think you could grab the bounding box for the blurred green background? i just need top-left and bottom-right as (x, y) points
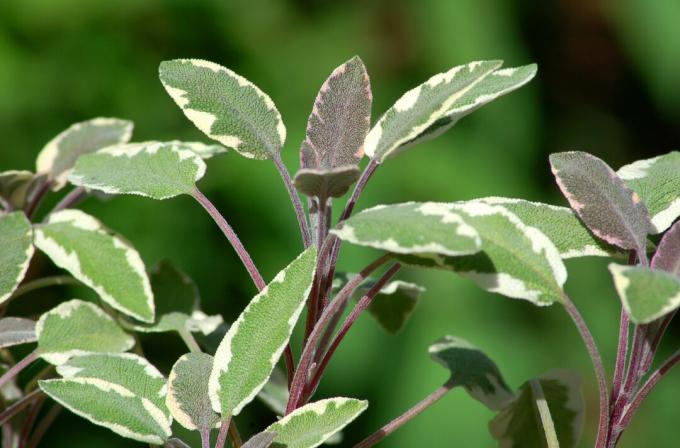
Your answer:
(1, 0), (679, 446)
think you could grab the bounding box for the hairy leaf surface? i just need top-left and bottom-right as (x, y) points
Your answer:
(0, 212), (34, 304)
(651, 220), (680, 276)
(609, 264), (680, 324)
(167, 352), (220, 432)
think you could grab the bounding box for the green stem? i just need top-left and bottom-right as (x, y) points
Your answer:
(178, 329), (201, 353)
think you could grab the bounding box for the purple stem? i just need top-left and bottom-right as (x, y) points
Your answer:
(48, 186), (88, 216)
(0, 350), (38, 391)
(25, 180), (51, 219)
(215, 417), (231, 448)
(0, 389), (42, 426)
(27, 403), (62, 448)
(273, 154), (311, 248)
(201, 428), (211, 448)
(609, 311), (629, 410)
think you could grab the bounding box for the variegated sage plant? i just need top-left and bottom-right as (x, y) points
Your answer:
(0, 55), (678, 448)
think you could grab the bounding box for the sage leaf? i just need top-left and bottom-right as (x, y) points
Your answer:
(167, 352), (220, 432)
(490, 370), (584, 448)
(209, 247), (317, 416)
(550, 151), (651, 257)
(618, 151), (680, 233)
(166, 438), (191, 448)
(429, 335), (513, 411)
(243, 432), (276, 448)
(364, 60), (502, 163)
(293, 166), (360, 199)
(180, 141), (228, 159)
(0, 171), (38, 210)
(609, 263), (680, 324)
(160, 59), (286, 160)
(36, 300), (134, 365)
(39, 377), (171, 444)
(330, 202), (481, 257)
(651, 220), (680, 276)
(0, 317), (36, 349)
(0, 212), (34, 304)
(36, 118), (133, 190)
(264, 398), (368, 448)
(257, 366), (289, 416)
(479, 197), (621, 259)
(34, 209), (155, 323)
(69, 141), (206, 200)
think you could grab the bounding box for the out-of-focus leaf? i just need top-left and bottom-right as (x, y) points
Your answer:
(34, 209), (155, 323)
(36, 118), (133, 190)
(651, 220), (680, 275)
(550, 151), (651, 258)
(165, 438), (191, 448)
(167, 352), (220, 432)
(0, 171), (38, 210)
(257, 366), (288, 416)
(293, 166), (360, 199)
(0, 317), (36, 349)
(179, 141), (228, 159)
(69, 141), (206, 200)
(0, 212), (34, 304)
(609, 263), (680, 324)
(160, 59), (285, 160)
(618, 151), (680, 233)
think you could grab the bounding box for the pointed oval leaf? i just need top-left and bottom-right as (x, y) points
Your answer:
(167, 352), (220, 432)
(400, 64), (537, 151)
(0, 170), (38, 210)
(479, 197), (622, 259)
(159, 59), (285, 160)
(331, 202), (481, 257)
(618, 151), (680, 233)
(36, 118), (133, 190)
(243, 432), (277, 448)
(39, 377), (171, 444)
(34, 209), (154, 322)
(364, 60), (502, 163)
(0, 212), (34, 304)
(264, 398), (368, 448)
(56, 352), (169, 425)
(651, 220), (680, 276)
(609, 263), (680, 324)
(293, 166), (360, 199)
(69, 141), (206, 200)
(490, 370), (584, 448)
(550, 151), (651, 257)
(36, 300), (134, 365)
(300, 56), (371, 173)
(0, 317), (36, 349)
(429, 335), (513, 411)
(209, 247), (317, 416)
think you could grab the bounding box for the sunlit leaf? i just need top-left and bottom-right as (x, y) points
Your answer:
(0, 317), (36, 349)
(651, 220), (680, 276)
(429, 335), (513, 411)
(364, 60), (502, 163)
(264, 398), (367, 448)
(209, 247), (317, 417)
(36, 300), (134, 365)
(36, 118), (133, 190)
(160, 59), (285, 160)
(0, 170), (38, 210)
(167, 352), (220, 432)
(489, 370), (584, 448)
(0, 212), (34, 304)
(34, 209), (155, 322)
(609, 263), (680, 324)
(618, 151), (680, 233)
(69, 141), (206, 200)
(550, 151), (651, 257)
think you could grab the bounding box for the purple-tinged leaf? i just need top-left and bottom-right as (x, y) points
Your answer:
(652, 220), (680, 276)
(549, 151), (651, 258)
(293, 166), (360, 199)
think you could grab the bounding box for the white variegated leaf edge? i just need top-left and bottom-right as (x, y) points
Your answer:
(166, 353), (219, 431)
(0, 217), (34, 304)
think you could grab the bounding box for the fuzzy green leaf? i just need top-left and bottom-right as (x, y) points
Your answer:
(0, 317), (36, 349)
(618, 151), (680, 233)
(0, 212), (34, 304)
(243, 432), (277, 448)
(490, 370), (584, 448)
(550, 151), (651, 257)
(609, 264), (680, 324)
(69, 141), (206, 200)
(429, 336), (513, 411)
(293, 166), (360, 199)
(331, 202), (481, 257)
(364, 60), (502, 163)
(167, 352), (220, 432)
(264, 398), (368, 448)
(652, 220), (680, 276)
(34, 209), (155, 322)
(0, 171), (38, 210)
(209, 247), (317, 416)
(36, 118), (133, 190)
(36, 300), (134, 365)
(160, 59), (285, 160)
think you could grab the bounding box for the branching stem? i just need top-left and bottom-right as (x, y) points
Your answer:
(273, 154), (311, 248)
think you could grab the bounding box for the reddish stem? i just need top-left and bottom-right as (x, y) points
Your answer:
(0, 350), (38, 391)
(273, 154), (311, 248)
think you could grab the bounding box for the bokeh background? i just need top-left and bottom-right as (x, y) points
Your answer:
(1, 0), (680, 446)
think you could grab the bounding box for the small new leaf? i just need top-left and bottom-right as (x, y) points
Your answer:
(264, 398), (368, 448)
(293, 166), (360, 199)
(34, 209), (155, 322)
(0, 212), (34, 304)
(550, 151), (651, 258)
(160, 59), (286, 160)
(36, 118), (133, 190)
(167, 352), (220, 432)
(0, 317), (36, 349)
(69, 141), (207, 200)
(618, 151), (680, 233)
(651, 220), (680, 276)
(429, 336), (513, 411)
(609, 264), (680, 324)
(36, 300), (134, 365)
(209, 247), (317, 416)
